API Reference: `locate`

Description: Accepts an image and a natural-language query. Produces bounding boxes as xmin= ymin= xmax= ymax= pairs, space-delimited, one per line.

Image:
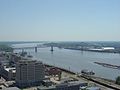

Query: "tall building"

xmin=16 ymin=60 xmax=45 ymax=88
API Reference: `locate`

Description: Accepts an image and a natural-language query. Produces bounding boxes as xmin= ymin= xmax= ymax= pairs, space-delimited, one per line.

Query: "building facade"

xmin=16 ymin=60 xmax=45 ymax=88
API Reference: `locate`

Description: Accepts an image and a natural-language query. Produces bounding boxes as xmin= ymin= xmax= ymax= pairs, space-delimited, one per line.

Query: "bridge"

xmin=13 ymin=45 xmax=54 ymax=52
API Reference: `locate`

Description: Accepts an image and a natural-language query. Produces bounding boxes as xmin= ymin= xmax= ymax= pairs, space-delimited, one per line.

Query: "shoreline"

xmin=44 ymin=63 xmax=120 ymax=90
xmin=64 ymin=48 xmax=120 ymax=54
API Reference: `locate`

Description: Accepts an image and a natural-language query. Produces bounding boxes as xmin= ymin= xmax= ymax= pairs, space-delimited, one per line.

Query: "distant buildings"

xmin=16 ymin=60 xmax=45 ymax=88
xmin=88 ymin=47 xmax=115 ymax=52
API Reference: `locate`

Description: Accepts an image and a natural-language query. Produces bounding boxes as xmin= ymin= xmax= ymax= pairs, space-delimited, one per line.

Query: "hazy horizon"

xmin=0 ymin=0 xmax=120 ymax=41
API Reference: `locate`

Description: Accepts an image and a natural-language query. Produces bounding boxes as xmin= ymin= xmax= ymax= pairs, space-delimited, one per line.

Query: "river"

xmin=12 ymin=43 xmax=120 ymax=80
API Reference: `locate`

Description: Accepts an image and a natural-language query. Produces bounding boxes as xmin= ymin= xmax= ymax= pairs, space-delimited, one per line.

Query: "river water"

xmin=12 ymin=43 xmax=120 ymax=80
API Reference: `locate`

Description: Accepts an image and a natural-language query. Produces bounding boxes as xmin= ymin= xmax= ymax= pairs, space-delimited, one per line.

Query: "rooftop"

xmin=4 ymin=87 xmax=20 ymax=90
xmin=4 ymin=67 xmax=16 ymax=73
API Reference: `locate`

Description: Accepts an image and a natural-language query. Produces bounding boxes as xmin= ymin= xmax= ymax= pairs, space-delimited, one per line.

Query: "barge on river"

xmin=94 ymin=62 xmax=120 ymax=70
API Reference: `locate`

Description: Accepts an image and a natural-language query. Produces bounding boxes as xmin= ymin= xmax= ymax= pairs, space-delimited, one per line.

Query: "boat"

xmin=94 ymin=62 xmax=120 ymax=70
xmin=27 ymin=55 xmax=33 ymax=58
xmin=81 ymin=69 xmax=95 ymax=75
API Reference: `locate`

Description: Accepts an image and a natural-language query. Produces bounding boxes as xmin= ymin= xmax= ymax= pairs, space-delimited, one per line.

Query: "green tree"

xmin=116 ymin=76 xmax=120 ymax=85
xmin=0 ymin=44 xmax=13 ymax=52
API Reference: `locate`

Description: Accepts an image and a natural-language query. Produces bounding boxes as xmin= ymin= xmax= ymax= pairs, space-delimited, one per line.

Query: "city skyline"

xmin=0 ymin=0 xmax=120 ymax=41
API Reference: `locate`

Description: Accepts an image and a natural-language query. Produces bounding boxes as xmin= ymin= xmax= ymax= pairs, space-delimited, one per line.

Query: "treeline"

xmin=0 ymin=44 xmax=13 ymax=52
xmin=44 ymin=41 xmax=120 ymax=48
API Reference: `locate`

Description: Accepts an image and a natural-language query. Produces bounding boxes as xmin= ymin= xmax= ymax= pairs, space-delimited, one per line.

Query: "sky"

xmin=0 ymin=0 xmax=120 ymax=41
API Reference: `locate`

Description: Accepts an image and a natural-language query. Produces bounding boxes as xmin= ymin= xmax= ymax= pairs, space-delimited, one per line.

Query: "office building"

xmin=16 ymin=60 xmax=45 ymax=88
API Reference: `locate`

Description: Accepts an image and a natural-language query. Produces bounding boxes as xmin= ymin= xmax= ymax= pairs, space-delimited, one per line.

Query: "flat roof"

xmin=38 ymin=82 xmax=81 ymax=90
xmin=38 ymin=86 xmax=56 ymax=89
xmin=4 ymin=87 xmax=20 ymax=90
xmin=86 ymin=86 xmax=100 ymax=90
xmin=4 ymin=67 xmax=16 ymax=72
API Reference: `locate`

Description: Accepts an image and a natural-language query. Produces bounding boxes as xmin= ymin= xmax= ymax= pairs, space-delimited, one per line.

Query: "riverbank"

xmin=44 ymin=42 xmax=120 ymax=54
xmin=45 ymin=63 xmax=120 ymax=90
xmin=64 ymin=47 xmax=120 ymax=54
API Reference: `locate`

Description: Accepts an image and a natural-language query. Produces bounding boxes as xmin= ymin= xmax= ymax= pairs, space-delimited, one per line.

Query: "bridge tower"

xmin=22 ymin=49 xmax=24 ymax=53
xmin=35 ymin=47 xmax=37 ymax=53
xmin=50 ymin=46 xmax=54 ymax=52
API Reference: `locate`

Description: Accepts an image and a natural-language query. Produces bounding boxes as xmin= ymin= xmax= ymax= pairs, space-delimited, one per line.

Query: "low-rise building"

xmin=42 ymin=79 xmax=53 ymax=87
xmin=37 ymin=81 xmax=87 ymax=90
xmin=0 ymin=67 xmax=16 ymax=80
xmin=86 ymin=86 xmax=101 ymax=90
xmin=4 ymin=87 xmax=20 ymax=90
xmin=38 ymin=83 xmax=80 ymax=90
